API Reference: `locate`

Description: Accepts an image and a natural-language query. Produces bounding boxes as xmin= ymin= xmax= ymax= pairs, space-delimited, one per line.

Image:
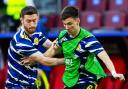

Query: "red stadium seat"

xmin=62 ymin=0 xmax=83 ymax=10
xmin=98 ymin=77 xmax=123 ymax=89
xmin=109 ymin=0 xmax=128 ymax=11
xmin=46 ymin=15 xmax=57 ymax=30
xmin=56 ymin=15 xmax=64 ymax=29
xmin=0 ymin=61 xmax=8 ymax=89
xmin=81 ymin=11 xmax=102 ymax=30
xmin=123 ymin=81 xmax=128 ymax=89
xmin=104 ymin=11 xmax=126 ymax=29
xmin=49 ymin=65 xmax=65 ymax=89
xmin=86 ymin=0 xmax=107 ymax=12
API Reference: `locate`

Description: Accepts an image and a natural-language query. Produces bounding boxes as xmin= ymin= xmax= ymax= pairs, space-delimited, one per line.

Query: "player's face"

xmin=62 ymin=17 xmax=80 ymax=34
xmin=21 ymin=14 xmax=39 ymax=34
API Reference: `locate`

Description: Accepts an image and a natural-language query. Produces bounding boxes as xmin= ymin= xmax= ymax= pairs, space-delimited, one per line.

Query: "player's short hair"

xmin=20 ymin=6 xmax=38 ymax=18
xmin=60 ymin=6 xmax=79 ymax=20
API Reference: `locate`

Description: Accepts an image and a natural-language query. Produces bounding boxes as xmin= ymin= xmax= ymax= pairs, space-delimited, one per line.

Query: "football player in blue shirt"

xmin=6 ymin=6 xmax=64 ymax=89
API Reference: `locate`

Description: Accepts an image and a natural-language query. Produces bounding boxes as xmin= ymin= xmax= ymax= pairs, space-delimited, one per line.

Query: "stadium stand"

xmin=62 ymin=0 xmax=84 ymax=11
xmin=86 ymin=0 xmax=107 ymax=12
xmin=109 ymin=0 xmax=128 ymax=11
xmin=104 ymin=10 xmax=126 ymax=30
xmin=81 ymin=11 xmax=102 ymax=30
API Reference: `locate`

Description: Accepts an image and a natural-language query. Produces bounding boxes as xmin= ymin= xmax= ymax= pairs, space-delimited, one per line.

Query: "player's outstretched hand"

xmin=112 ymin=73 xmax=125 ymax=81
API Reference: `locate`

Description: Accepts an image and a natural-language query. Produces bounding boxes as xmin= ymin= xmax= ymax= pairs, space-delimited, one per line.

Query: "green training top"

xmin=58 ymin=28 xmax=106 ymax=87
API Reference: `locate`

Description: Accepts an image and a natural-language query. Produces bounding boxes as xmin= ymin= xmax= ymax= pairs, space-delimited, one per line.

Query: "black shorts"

xmin=64 ymin=82 xmax=98 ymax=89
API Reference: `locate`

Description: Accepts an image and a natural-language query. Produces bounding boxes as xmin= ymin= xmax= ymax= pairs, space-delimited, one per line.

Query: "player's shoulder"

xmin=32 ymin=28 xmax=46 ymax=40
xmin=13 ymin=29 xmax=32 ymax=45
xmin=58 ymin=29 xmax=67 ymax=39
xmin=33 ymin=28 xmax=43 ymax=36
xmin=81 ymin=27 xmax=93 ymax=36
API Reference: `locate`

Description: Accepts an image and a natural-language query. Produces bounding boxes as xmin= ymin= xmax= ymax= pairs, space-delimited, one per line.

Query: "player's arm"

xmin=43 ymin=40 xmax=62 ymax=57
xmin=41 ymin=38 xmax=62 ymax=57
xmin=85 ymin=36 xmax=125 ymax=80
xmin=97 ymin=50 xmax=125 ymax=80
xmin=42 ymin=39 xmax=52 ymax=49
xmin=18 ymin=38 xmax=63 ymax=66
xmin=21 ymin=51 xmax=64 ymax=66
xmin=39 ymin=33 xmax=52 ymax=49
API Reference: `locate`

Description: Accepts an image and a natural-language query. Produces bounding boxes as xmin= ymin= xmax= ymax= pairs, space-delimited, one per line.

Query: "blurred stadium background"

xmin=0 ymin=0 xmax=128 ymax=89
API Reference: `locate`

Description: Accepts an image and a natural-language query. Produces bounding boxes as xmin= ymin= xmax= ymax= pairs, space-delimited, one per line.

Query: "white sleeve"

xmin=29 ymin=51 xmax=43 ymax=57
xmin=42 ymin=39 xmax=52 ymax=49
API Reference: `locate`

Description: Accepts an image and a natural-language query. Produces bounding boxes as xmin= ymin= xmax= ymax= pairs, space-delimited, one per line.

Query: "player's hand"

xmin=52 ymin=39 xmax=58 ymax=49
xmin=112 ymin=73 xmax=125 ymax=81
xmin=21 ymin=57 xmax=36 ymax=65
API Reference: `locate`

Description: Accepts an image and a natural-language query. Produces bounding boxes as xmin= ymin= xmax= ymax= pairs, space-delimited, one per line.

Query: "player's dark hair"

xmin=20 ymin=6 xmax=38 ymax=18
xmin=60 ymin=6 xmax=79 ymax=20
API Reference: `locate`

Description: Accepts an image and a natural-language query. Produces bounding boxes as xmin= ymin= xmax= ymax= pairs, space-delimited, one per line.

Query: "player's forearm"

xmin=38 ymin=57 xmax=64 ymax=66
xmin=36 ymin=55 xmax=64 ymax=66
xmin=97 ymin=50 xmax=116 ymax=74
xmin=43 ymin=46 xmax=56 ymax=57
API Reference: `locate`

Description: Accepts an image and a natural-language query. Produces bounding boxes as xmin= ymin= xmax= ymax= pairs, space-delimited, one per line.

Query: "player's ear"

xmin=20 ymin=18 xmax=23 ymax=24
xmin=37 ymin=15 xmax=39 ymax=21
xmin=76 ymin=18 xmax=80 ymax=25
xmin=77 ymin=18 xmax=80 ymax=23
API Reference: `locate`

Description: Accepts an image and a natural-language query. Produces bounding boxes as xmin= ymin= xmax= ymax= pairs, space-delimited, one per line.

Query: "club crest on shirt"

xmin=76 ymin=44 xmax=81 ymax=50
xmin=34 ymin=37 xmax=39 ymax=45
xmin=76 ymin=44 xmax=84 ymax=52
xmin=23 ymin=33 xmax=29 ymax=40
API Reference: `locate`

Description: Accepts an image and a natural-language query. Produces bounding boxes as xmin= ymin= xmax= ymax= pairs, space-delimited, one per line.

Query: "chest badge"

xmin=76 ymin=44 xmax=84 ymax=52
xmin=23 ymin=33 xmax=29 ymax=40
xmin=34 ymin=38 xmax=39 ymax=45
xmin=76 ymin=44 xmax=81 ymax=50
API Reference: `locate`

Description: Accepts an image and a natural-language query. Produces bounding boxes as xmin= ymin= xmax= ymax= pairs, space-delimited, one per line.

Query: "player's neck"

xmin=25 ymin=31 xmax=32 ymax=37
xmin=21 ymin=26 xmax=32 ymax=37
xmin=69 ymin=26 xmax=80 ymax=38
